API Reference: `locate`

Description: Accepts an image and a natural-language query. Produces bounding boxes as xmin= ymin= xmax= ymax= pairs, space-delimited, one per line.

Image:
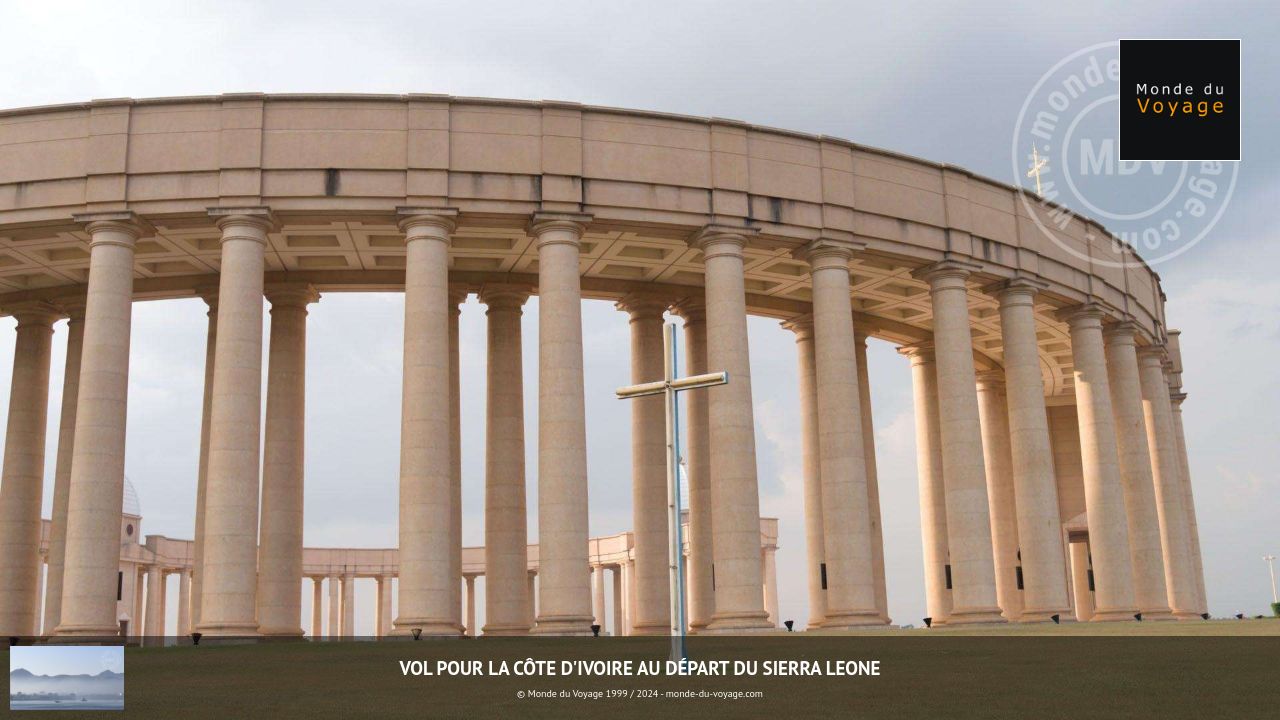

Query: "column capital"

xmin=3 ymin=300 xmax=64 ymax=328
xmin=209 ymin=206 xmax=278 ymax=238
xmin=74 ymin=211 xmax=154 ymax=247
xmin=1136 ymin=344 xmax=1169 ymax=366
xmin=478 ymin=282 xmax=532 ymax=311
xmin=780 ymin=313 xmax=815 ymax=339
xmin=1169 ymin=391 xmax=1187 ymax=406
xmin=911 ymin=258 xmax=982 ymax=287
xmin=1102 ymin=320 xmax=1141 ymax=344
xmin=448 ymin=284 xmax=470 ymax=308
xmin=397 ymin=207 xmax=459 ymax=239
xmin=975 ymin=369 xmax=1007 ymax=389
xmin=669 ymin=296 xmax=706 ymax=325
xmin=853 ymin=327 xmax=873 ymax=346
xmin=792 ymin=237 xmax=866 ymax=268
xmin=615 ymin=291 xmax=670 ymax=320
xmin=688 ymin=224 xmax=756 ymax=258
xmin=897 ymin=341 xmax=935 ymax=363
xmin=196 ymin=285 xmax=220 ymax=312
xmin=984 ymin=276 xmax=1048 ymax=304
xmin=1054 ymin=302 xmax=1108 ymax=327
xmin=50 ymin=293 xmax=88 ymax=322
xmin=528 ymin=212 xmax=592 ymax=243
xmin=265 ymin=282 xmax=320 ymax=309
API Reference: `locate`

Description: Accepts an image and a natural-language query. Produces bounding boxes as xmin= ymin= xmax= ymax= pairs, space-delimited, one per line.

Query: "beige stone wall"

xmin=0 ymin=94 xmax=1169 ymax=397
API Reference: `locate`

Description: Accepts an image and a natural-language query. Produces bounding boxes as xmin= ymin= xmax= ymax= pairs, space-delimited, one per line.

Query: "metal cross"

xmin=1265 ymin=555 xmax=1277 ymax=604
xmin=616 ymin=322 xmax=727 ymax=661
xmin=1027 ymin=145 xmax=1048 ymax=195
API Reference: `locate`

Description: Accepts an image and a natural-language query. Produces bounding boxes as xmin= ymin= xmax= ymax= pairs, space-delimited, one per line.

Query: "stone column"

xmin=327 ymin=576 xmax=340 ymax=638
xmin=782 ymin=315 xmax=826 ymax=629
xmin=1103 ymin=324 xmax=1172 ymax=620
xmin=144 ymin=566 xmax=165 ymax=646
xmin=991 ymin=279 xmax=1071 ymax=622
xmin=479 ymin=284 xmax=531 ymax=635
xmin=132 ymin=569 xmax=145 ymax=641
xmin=311 ymin=578 xmax=324 ymax=638
xmin=33 ymin=560 xmax=45 ymax=636
xmin=196 ymin=208 xmax=274 ymax=637
xmin=611 ymin=567 xmax=624 ymax=636
xmin=341 ymin=574 xmax=355 ymax=637
xmin=762 ymin=548 xmax=779 ymax=627
xmin=530 ymin=213 xmax=594 ymax=636
xmin=1137 ymin=348 xmax=1198 ymax=618
xmin=1059 ymin=305 xmax=1138 ymax=621
xmin=393 ymin=209 xmax=461 ymax=637
xmin=690 ymin=226 xmax=771 ymax=632
xmin=1069 ymin=540 xmax=1094 ymax=621
xmin=901 ymin=343 xmax=952 ymax=624
xmin=55 ymin=213 xmax=146 ymax=638
xmin=914 ymin=261 xmax=1003 ymax=624
xmin=1168 ymin=391 xmax=1207 ymax=614
xmin=190 ymin=290 xmax=217 ymax=631
xmin=377 ymin=575 xmax=393 ymax=637
xmin=974 ymin=372 xmax=1023 ymax=621
xmin=626 ymin=559 xmax=638 ymax=632
xmin=178 ymin=570 xmax=191 ymax=636
xmin=672 ymin=297 xmax=714 ymax=631
xmin=448 ymin=287 xmax=465 ymax=632
xmin=42 ymin=297 xmax=85 ymax=635
xmin=591 ymin=566 xmax=606 ymax=628
xmin=1164 ymin=331 xmax=1205 ymax=612
xmin=618 ymin=292 xmax=671 ymax=634
xmin=0 ymin=303 xmax=59 ymax=637
xmin=464 ymin=576 xmax=476 ymax=636
xmin=527 ymin=572 xmax=538 ymax=628
xmin=800 ymin=238 xmax=879 ymax=628
xmin=257 ymin=284 xmax=318 ymax=637
xmin=854 ymin=330 xmax=890 ymax=623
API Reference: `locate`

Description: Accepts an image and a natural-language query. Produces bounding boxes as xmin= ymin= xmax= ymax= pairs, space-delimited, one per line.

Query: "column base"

xmin=48 ymin=625 xmax=122 ymax=643
xmin=1017 ymin=607 xmax=1075 ymax=624
xmin=1089 ymin=607 xmax=1142 ymax=622
xmin=481 ymin=623 xmax=531 ymax=637
xmin=531 ymin=614 xmax=595 ymax=636
xmin=194 ymin=622 xmax=262 ymax=639
xmin=701 ymin=610 xmax=774 ymax=634
xmin=391 ymin=619 xmax=464 ymax=638
xmin=1138 ymin=608 xmax=1176 ymax=621
xmin=1173 ymin=610 xmax=1204 ymax=621
xmin=821 ymin=610 xmax=886 ymax=630
xmin=688 ymin=620 xmax=711 ymax=633
xmin=943 ymin=607 xmax=1008 ymax=626
xmin=628 ymin=621 xmax=673 ymax=636
xmin=258 ymin=627 xmax=306 ymax=639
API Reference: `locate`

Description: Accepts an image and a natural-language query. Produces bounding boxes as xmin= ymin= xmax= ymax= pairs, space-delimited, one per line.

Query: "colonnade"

xmin=0 ymin=208 xmax=1206 ymax=639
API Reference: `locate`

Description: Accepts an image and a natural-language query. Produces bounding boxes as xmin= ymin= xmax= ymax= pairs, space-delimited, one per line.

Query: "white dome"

xmin=122 ymin=476 xmax=141 ymax=517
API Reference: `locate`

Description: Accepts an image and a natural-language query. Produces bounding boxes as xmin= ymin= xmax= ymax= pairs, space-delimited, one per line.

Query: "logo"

xmin=1011 ymin=41 xmax=1238 ymax=268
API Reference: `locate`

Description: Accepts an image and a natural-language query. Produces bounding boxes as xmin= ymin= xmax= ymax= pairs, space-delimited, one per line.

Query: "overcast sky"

xmin=1 ymin=1 xmax=1276 ymax=635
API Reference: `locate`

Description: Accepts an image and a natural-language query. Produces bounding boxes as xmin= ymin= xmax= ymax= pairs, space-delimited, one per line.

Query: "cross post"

xmin=616 ymin=322 xmax=727 ymax=661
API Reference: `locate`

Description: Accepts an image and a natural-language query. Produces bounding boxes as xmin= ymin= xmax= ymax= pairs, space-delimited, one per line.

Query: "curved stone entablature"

xmin=0 ymin=93 xmax=1167 ymax=398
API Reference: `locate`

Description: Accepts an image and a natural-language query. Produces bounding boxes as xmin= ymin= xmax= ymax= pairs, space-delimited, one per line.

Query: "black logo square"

xmin=1120 ymin=39 xmax=1240 ymax=161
